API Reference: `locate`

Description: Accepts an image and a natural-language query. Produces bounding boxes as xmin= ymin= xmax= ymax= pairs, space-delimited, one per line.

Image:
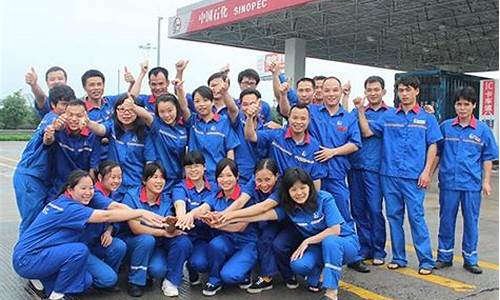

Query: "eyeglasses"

xmin=116 ymin=107 xmax=134 ymax=114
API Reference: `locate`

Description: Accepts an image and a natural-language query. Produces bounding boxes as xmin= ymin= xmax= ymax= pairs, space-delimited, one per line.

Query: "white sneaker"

xmin=162 ymin=279 xmax=179 ymax=297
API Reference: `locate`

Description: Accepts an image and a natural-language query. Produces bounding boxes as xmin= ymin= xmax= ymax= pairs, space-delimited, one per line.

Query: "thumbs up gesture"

xmin=123 ymin=66 xmax=135 ymax=83
xmin=25 ymin=67 xmax=38 ymax=87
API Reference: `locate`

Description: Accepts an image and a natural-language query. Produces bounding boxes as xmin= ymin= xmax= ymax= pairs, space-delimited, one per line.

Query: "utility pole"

xmin=157 ymin=16 xmax=163 ymax=66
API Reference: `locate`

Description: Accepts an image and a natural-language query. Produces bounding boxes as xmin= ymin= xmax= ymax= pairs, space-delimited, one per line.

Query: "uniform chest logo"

xmin=131 ymin=136 xmax=137 ymax=142
xmin=469 ymin=134 xmax=481 ymax=143
xmin=313 ymin=211 xmax=321 ymax=219
xmin=413 ymin=119 xmax=426 ymax=125
xmin=210 ymin=125 xmax=216 ymax=131
xmin=301 ymin=151 xmax=306 ymax=157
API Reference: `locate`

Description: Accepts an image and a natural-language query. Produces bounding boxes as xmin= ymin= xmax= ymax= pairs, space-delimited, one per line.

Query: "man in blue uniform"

xmin=25 ymin=66 xmax=67 ymax=117
xmin=358 ymin=76 xmax=442 ymax=275
xmin=350 ymin=76 xmax=392 ymax=265
xmin=433 ymin=87 xmax=498 ymax=274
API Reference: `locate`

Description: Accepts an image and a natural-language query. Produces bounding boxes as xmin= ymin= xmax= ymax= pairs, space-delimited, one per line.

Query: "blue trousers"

xmin=207 ymin=235 xmax=257 ymax=286
xmin=348 ymin=169 xmax=387 ymax=260
xmin=272 ymin=224 xmax=303 ymax=282
xmin=87 ymin=237 xmax=127 ymax=288
xmin=437 ymin=189 xmax=481 ymax=265
xmin=381 ymin=175 xmax=434 ymax=269
xmin=13 ymin=243 xmax=92 ymax=294
xmin=148 ymin=235 xmax=193 ymax=286
xmin=13 ymin=172 xmax=48 ymax=235
xmin=291 ymin=235 xmax=359 ymax=289
xmin=123 ymin=234 xmax=156 ymax=286
xmin=257 ymin=222 xmax=281 ymax=276
xmin=188 ymin=238 xmax=210 ymax=273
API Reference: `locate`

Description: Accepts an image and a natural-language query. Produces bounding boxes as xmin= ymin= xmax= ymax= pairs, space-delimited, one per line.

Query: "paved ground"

xmin=0 ymin=141 xmax=498 ymax=300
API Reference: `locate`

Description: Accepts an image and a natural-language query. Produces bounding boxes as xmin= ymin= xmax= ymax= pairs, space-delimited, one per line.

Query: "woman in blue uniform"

xmin=177 ymin=158 xmax=257 ymax=296
xmin=81 ymin=160 xmax=127 ymax=291
xmin=118 ymin=162 xmax=192 ymax=298
xmin=86 ymin=95 xmax=156 ymax=201
xmin=172 ymin=150 xmax=215 ymax=285
xmin=215 ymin=158 xmax=282 ymax=293
xmin=233 ymin=168 xmax=361 ymax=300
xmin=177 ymin=85 xmax=240 ymax=181
xmin=124 ymin=88 xmax=188 ymax=194
xmin=12 ymin=170 xmax=164 ymax=300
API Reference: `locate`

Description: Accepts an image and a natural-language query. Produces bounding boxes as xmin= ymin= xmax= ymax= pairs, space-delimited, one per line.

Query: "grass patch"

xmin=0 ymin=133 xmax=33 ymax=141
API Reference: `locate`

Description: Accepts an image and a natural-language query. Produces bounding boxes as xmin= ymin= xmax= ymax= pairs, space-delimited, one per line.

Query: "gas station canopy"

xmin=168 ymin=0 xmax=499 ymax=72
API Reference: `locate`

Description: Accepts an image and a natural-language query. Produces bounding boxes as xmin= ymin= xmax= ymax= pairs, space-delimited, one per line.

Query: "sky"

xmin=1 ymin=0 xmax=498 ymax=109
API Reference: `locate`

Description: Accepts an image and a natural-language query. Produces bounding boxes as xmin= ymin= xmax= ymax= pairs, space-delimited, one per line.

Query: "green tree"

xmin=0 ymin=90 xmax=37 ymax=129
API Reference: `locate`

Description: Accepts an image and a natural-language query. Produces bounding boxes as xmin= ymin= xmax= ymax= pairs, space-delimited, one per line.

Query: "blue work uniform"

xmin=274 ymin=191 xmax=359 ymax=289
xmin=103 ymin=120 xmax=156 ymax=201
xmin=12 ymin=195 xmax=95 ymax=295
xmin=348 ymin=103 xmax=392 ymax=260
xmin=186 ymin=113 xmax=240 ymax=181
xmin=256 ymin=127 xmax=327 ymax=181
xmin=47 ymin=127 xmax=101 ymax=200
xmin=232 ymin=112 xmax=269 ymax=184
xmin=34 ymin=97 xmax=52 ymax=117
xmin=84 ymin=95 xmax=121 ymax=160
xmin=136 ymin=94 xmax=158 ymax=114
xmin=242 ymin=178 xmax=282 ymax=277
xmin=13 ymin=111 xmax=59 ymax=234
xmin=204 ymin=185 xmax=258 ymax=286
xmin=370 ymin=104 xmax=442 ymax=269
xmin=172 ymin=179 xmax=215 ymax=274
xmin=437 ymin=116 xmax=499 ymax=265
xmin=81 ymin=183 xmax=127 ymax=288
xmin=120 ymin=187 xmax=192 ymax=287
xmin=149 ymin=117 xmax=188 ymax=193
xmin=308 ymin=104 xmax=362 ymax=225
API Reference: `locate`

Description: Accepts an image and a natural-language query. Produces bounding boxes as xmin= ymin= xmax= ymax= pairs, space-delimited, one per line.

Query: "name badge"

xmin=413 ymin=119 xmax=426 ymax=125
xmin=469 ymin=134 xmax=481 ymax=143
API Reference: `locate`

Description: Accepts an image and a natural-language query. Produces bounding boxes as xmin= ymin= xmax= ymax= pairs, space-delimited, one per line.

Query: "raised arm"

xmin=244 ymin=104 xmax=259 ymax=142
xmin=25 ymin=67 xmax=48 ymax=111
xmin=277 ymin=79 xmax=292 ymax=117
xmin=172 ymin=79 xmax=191 ymax=121
xmin=124 ymin=96 xmax=153 ymax=127
xmin=129 ymin=61 xmax=148 ymax=97
xmin=353 ymin=97 xmax=375 ymax=138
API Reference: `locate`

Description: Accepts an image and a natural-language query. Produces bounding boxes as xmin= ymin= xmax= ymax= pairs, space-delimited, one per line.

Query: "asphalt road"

xmin=0 ymin=141 xmax=498 ymax=300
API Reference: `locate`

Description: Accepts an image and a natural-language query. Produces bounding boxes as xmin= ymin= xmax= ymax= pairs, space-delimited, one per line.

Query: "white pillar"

xmin=284 ymin=38 xmax=306 ymax=86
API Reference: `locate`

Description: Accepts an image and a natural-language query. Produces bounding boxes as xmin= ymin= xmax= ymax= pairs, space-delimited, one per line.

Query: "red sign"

xmin=187 ymin=0 xmax=314 ymax=33
xmin=482 ymin=80 xmax=495 ymax=116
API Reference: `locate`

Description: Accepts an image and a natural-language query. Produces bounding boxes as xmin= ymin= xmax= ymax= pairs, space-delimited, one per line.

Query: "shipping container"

xmin=394 ymin=70 xmax=489 ymax=122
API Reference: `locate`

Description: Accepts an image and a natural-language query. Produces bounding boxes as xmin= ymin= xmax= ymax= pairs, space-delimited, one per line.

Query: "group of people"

xmin=12 ymin=60 xmax=498 ymax=300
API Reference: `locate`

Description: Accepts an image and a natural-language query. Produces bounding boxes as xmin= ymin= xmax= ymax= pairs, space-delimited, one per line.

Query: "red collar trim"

xmin=452 ymin=115 xmax=477 ymax=129
xmin=197 ymin=112 xmax=221 ymax=123
xmin=217 ymin=184 xmax=241 ymax=200
xmin=84 ymin=98 xmax=106 ymax=111
xmin=64 ymin=191 xmax=73 ymax=199
xmin=65 ymin=126 xmax=90 ymax=137
xmin=396 ymin=103 xmax=420 ymax=114
xmin=95 ymin=181 xmax=111 ymax=197
xmin=185 ymin=178 xmax=211 ymax=191
xmin=139 ymin=186 xmax=161 ymax=206
xmin=284 ymin=127 xmax=311 ymax=144
xmin=365 ymin=101 xmax=389 ymax=111
xmin=148 ymin=95 xmax=157 ymax=104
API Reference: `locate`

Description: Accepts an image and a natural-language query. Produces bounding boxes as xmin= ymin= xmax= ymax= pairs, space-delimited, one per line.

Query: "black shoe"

xmin=434 ymin=261 xmax=453 ymax=269
xmin=348 ymin=261 xmax=370 ymax=273
xmin=285 ymin=276 xmax=299 ymax=289
xmin=463 ymin=263 xmax=483 ymax=274
xmin=189 ymin=271 xmax=201 ymax=286
xmin=239 ymin=277 xmax=252 ymax=289
xmin=202 ymin=282 xmax=222 ymax=296
xmin=127 ymin=283 xmax=144 ymax=297
xmin=247 ymin=277 xmax=273 ymax=294
xmin=25 ymin=280 xmax=46 ymax=299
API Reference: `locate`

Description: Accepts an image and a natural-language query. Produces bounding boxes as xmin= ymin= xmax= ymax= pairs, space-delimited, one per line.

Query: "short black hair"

xmin=183 ymin=150 xmax=206 ymax=166
xmin=66 ymin=99 xmax=86 ymax=110
xmin=148 ymin=67 xmax=169 ymax=81
xmin=238 ymin=69 xmax=260 ymax=85
xmin=192 ymin=86 xmax=214 ymax=102
xmin=453 ymin=86 xmax=477 ymax=105
xmin=155 ymin=93 xmax=181 ymax=123
xmin=296 ymin=77 xmax=316 ymax=89
xmin=142 ymin=162 xmax=165 ymax=184
xmin=395 ymin=76 xmax=420 ymax=90
xmin=45 ymin=66 xmax=67 ymax=82
xmin=289 ymin=102 xmax=310 ymax=116
xmin=81 ymin=69 xmax=105 ymax=87
xmin=48 ymin=85 xmax=76 ymax=106
xmin=97 ymin=160 xmax=121 ymax=179
xmin=279 ymin=168 xmax=317 ymax=214
xmin=58 ymin=169 xmax=93 ymax=196
xmin=207 ymin=71 xmax=228 ymax=86
xmin=364 ymin=75 xmax=385 ymax=89
xmin=313 ymin=75 xmax=326 ymax=82
xmin=215 ymin=158 xmax=238 ymax=179
xmin=239 ymin=88 xmax=261 ymax=101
